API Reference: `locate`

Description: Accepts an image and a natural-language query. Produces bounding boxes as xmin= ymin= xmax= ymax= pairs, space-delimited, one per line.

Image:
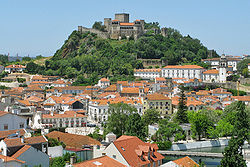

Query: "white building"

xmin=41 ymin=111 xmax=87 ymax=128
xmin=203 ymin=69 xmax=219 ymax=82
xmin=134 ymin=69 xmax=161 ymax=79
xmin=88 ymin=98 xmax=143 ymax=123
xmin=202 ymin=55 xmax=241 ymax=71
xmin=4 ymin=65 xmax=26 ymax=73
xmin=97 ymin=78 xmax=110 ymax=88
xmin=248 ymin=63 xmax=250 ymax=72
xmin=0 ymin=111 xmax=27 ymax=131
xmin=161 ymin=65 xmax=204 ymax=80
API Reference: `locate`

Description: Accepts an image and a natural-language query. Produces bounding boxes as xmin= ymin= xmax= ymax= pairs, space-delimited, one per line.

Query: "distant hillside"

xmin=36 ymin=26 xmax=219 ymax=85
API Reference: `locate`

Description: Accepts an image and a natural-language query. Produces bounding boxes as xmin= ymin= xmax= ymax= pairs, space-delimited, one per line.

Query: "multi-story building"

xmin=5 ymin=65 xmax=26 ymax=73
xmin=41 ymin=111 xmax=87 ymax=128
xmin=202 ymin=54 xmax=241 ymax=71
xmin=0 ymin=111 xmax=27 ymax=131
xmin=97 ymin=78 xmax=110 ymax=88
xmin=161 ymin=65 xmax=204 ymax=80
xmin=143 ymin=93 xmax=172 ymax=116
xmin=134 ymin=69 xmax=161 ymax=80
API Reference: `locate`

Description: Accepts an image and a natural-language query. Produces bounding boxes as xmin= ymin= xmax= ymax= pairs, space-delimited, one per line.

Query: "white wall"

xmin=48 ymin=146 xmax=63 ymax=158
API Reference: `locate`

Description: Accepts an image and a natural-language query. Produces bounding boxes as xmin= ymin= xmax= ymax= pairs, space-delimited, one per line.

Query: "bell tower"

xmin=219 ymin=54 xmax=227 ymax=83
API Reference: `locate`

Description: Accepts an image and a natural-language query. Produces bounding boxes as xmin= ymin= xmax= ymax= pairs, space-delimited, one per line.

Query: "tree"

xmin=220 ymin=137 xmax=246 ymax=167
xmin=188 ymin=111 xmax=213 ymax=140
xmin=175 ymin=87 xmax=188 ymax=123
xmin=142 ymin=109 xmax=161 ymax=126
xmin=92 ymin=21 xmax=105 ymax=31
xmin=242 ymin=68 xmax=249 ymax=78
xmin=26 ymin=62 xmax=40 ymax=74
xmin=125 ymin=113 xmax=146 ymax=140
xmin=22 ymin=56 xmax=32 ymax=61
xmin=105 ymin=103 xmax=136 ymax=137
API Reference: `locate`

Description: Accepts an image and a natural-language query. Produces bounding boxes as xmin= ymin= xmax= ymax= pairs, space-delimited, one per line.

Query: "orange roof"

xmin=232 ymin=96 xmax=250 ymax=101
xmin=134 ymin=69 xmax=161 ymax=72
xmin=104 ymin=84 xmax=117 ymax=92
xmin=42 ymin=111 xmax=86 ymax=119
xmin=112 ymin=19 xmax=119 ymax=21
xmin=46 ymin=131 xmax=100 ymax=149
xmin=5 ymin=64 xmax=26 ymax=68
xmin=227 ymin=71 xmax=233 ymax=74
xmin=0 ymin=154 xmax=25 ymax=164
xmin=100 ymin=78 xmax=110 ymax=82
xmin=203 ymin=69 xmax=219 ymax=74
xmin=163 ymin=65 xmax=203 ymax=69
xmin=113 ymin=135 xmax=164 ymax=167
xmin=0 ymin=129 xmax=26 ymax=139
xmin=12 ymin=145 xmax=31 ymax=159
xmin=4 ymin=138 xmax=24 ymax=147
xmin=155 ymin=77 xmax=166 ymax=81
xmin=24 ymin=136 xmax=47 ymax=144
xmin=120 ymin=22 xmax=134 ymax=26
xmin=121 ymin=87 xmax=139 ymax=94
xmin=0 ymin=111 xmax=9 ymax=117
xmin=32 ymin=75 xmax=48 ymax=80
xmin=173 ymin=156 xmax=199 ymax=167
xmin=146 ymin=93 xmax=170 ymax=101
xmin=52 ymin=79 xmax=66 ymax=84
xmin=73 ymin=156 xmax=126 ymax=167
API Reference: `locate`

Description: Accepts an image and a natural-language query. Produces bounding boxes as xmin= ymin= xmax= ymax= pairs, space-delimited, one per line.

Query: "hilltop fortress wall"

xmin=78 ymin=26 xmax=110 ymax=39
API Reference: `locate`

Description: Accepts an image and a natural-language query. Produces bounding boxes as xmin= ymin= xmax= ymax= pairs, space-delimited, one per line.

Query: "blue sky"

xmin=1 ymin=0 xmax=250 ymax=57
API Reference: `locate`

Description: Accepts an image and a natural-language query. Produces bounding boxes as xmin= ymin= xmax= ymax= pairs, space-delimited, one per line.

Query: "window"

xmin=4 ymin=124 xmax=8 ymax=130
xmin=121 ymin=147 xmax=125 ymax=151
xmin=19 ymin=123 xmax=24 ymax=128
xmin=102 ymin=153 xmax=106 ymax=156
xmin=112 ymin=155 xmax=116 ymax=159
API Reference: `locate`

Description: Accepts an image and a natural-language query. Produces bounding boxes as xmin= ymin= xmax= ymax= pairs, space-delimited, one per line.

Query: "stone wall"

xmin=78 ymin=26 xmax=109 ymax=39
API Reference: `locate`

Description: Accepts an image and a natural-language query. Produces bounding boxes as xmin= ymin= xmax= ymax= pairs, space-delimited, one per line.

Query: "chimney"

xmin=21 ymin=136 xmax=24 ymax=143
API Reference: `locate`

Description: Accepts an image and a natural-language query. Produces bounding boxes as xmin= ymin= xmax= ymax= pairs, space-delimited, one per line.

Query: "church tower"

xmin=219 ymin=54 xmax=227 ymax=83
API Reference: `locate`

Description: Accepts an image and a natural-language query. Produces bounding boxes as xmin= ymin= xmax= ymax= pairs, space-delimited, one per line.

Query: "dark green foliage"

xmin=22 ymin=56 xmax=32 ymax=61
xmin=142 ymin=109 xmax=161 ymax=126
xmin=0 ymin=54 xmax=9 ymax=65
xmin=0 ymin=85 xmax=9 ymax=89
xmin=226 ymin=74 xmax=240 ymax=82
xmin=175 ymin=87 xmax=188 ymax=123
xmin=39 ymin=26 xmax=216 ymax=84
xmin=50 ymin=152 xmax=78 ymax=167
xmin=47 ymin=137 xmax=66 ymax=148
xmin=0 ymin=71 xmax=7 ymax=79
xmin=227 ymin=89 xmax=247 ymax=96
xmin=155 ymin=141 xmax=172 ymax=150
xmin=26 ymin=62 xmax=44 ymax=74
xmin=105 ymin=103 xmax=146 ymax=140
xmin=125 ymin=113 xmax=147 ymax=141
xmin=88 ymin=127 xmax=103 ymax=141
xmin=144 ymin=22 xmax=160 ymax=29
xmin=92 ymin=21 xmax=106 ymax=32
xmin=17 ymin=78 xmax=26 ymax=83
xmin=237 ymin=59 xmax=250 ymax=76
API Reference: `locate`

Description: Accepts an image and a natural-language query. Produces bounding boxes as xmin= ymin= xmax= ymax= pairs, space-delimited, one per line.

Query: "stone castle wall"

xmin=78 ymin=26 xmax=109 ymax=39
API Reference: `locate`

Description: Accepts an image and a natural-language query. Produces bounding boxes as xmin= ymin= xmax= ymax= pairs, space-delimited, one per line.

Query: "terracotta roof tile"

xmin=0 ymin=129 xmax=26 ymax=139
xmin=24 ymin=135 xmax=47 ymax=144
xmin=173 ymin=156 xmax=199 ymax=167
xmin=5 ymin=64 xmax=26 ymax=68
xmin=42 ymin=111 xmax=87 ymax=119
xmin=146 ymin=93 xmax=170 ymax=101
xmin=0 ymin=111 xmax=9 ymax=117
xmin=100 ymin=78 xmax=110 ymax=82
xmin=73 ymin=155 xmax=126 ymax=167
xmin=121 ymin=87 xmax=139 ymax=94
xmin=46 ymin=131 xmax=100 ymax=149
xmin=163 ymin=65 xmax=203 ymax=69
xmin=4 ymin=138 xmax=24 ymax=147
xmin=203 ymin=69 xmax=219 ymax=74
xmin=0 ymin=154 xmax=25 ymax=164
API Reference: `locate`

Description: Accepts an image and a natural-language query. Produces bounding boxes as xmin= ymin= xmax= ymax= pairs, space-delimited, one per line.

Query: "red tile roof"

xmin=73 ymin=156 xmax=126 ymax=167
xmin=163 ymin=65 xmax=203 ymax=69
xmin=0 ymin=111 xmax=9 ymax=117
xmin=120 ymin=22 xmax=134 ymax=26
xmin=134 ymin=69 xmax=161 ymax=72
xmin=203 ymin=69 xmax=219 ymax=74
xmin=0 ymin=129 xmax=26 ymax=139
xmin=146 ymin=93 xmax=170 ymax=101
xmin=24 ymin=135 xmax=47 ymax=144
xmin=121 ymin=87 xmax=139 ymax=94
xmin=4 ymin=138 xmax=24 ymax=147
xmin=42 ymin=111 xmax=87 ymax=119
xmin=5 ymin=64 xmax=26 ymax=68
xmin=173 ymin=156 xmax=199 ymax=167
xmin=46 ymin=131 xmax=100 ymax=149
xmin=0 ymin=154 xmax=25 ymax=164
xmin=113 ymin=135 xmax=164 ymax=167
xmin=100 ymin=78 xmax=110 ymax=82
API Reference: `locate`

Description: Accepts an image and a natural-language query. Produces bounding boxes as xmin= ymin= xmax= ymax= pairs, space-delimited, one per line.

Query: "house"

xmin=11 ymin=145 xmax=49 ymax=167
xmin=0 ymin=111 xmax=27 ymax=131
xmin=98 ymin=78 xmax=110 ymax=88
xmin=248 ymin=63 xmax=250 ymax=72
xmin=161 ymin=156 xmax=199 ymax=167
xmin=0 ymin=154 xmax=25 ymax=167
xmin=5 ymin=65 xmax=26 ymax=73
xmin=232 ymin=96 xmax=250 ymax=106
xmin=73 ymin=155 xmax=126 ymax=167
xmin=54 ymin=86 xmax=86 ymax=95
xmin=0 ymin=129 xmax=28 ymax=140
xmin=155 ymin=77 xmax=166 ymax=85
xmin=94 ymin=135 xmax=164 ymax=167
xmin=46 ymin=131 xmax=100 ymax=161
xmin=144 ymin=93 xmax=172 ymax=116
xmin=120 ymin=87 xmax=140 ymax=97
xmin=161 ymin=65 xmax=204 ymax=80
xmin=202 ymin=69 xmax=219 ymax=82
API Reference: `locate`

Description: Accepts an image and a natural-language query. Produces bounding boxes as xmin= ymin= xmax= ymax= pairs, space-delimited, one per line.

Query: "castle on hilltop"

xmin=78 ymin=13 xmax=169 ymax=40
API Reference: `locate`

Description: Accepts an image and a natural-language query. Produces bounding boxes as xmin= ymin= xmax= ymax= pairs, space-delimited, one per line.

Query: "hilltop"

xmin=25 ymin=24 xmax=219 ymax=85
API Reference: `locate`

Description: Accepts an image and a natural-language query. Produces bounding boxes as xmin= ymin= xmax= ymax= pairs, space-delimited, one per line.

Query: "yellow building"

xmin=143 ymin=93 xmax=172 ymax=116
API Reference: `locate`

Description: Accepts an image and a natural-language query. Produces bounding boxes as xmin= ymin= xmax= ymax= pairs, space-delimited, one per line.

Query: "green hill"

xmin=30 ymin=27 xmax=219 ymax=85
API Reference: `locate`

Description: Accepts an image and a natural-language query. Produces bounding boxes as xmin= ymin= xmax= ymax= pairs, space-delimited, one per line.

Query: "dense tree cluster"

xmin=29 ymin=28 xmax=218 ymax=85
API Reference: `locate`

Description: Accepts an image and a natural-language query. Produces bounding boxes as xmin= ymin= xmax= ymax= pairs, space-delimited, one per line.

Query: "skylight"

xmin=121 ymin=147 xmax=125 ymax=151
xmin=93 ymin=161 xmax=102 ymax=165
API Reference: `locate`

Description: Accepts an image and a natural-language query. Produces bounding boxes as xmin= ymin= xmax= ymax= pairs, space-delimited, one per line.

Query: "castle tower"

xmin=104 ymin=18 xmax=111 ymax=32
xmin=219 ymin=54 xmax=227 ymax=83
xmin=115 ymin=13 xmax=129 ymax=23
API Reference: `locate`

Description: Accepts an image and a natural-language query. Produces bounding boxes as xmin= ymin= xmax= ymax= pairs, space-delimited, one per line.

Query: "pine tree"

xmin=176 ymin=86 xmax=188 ymax=123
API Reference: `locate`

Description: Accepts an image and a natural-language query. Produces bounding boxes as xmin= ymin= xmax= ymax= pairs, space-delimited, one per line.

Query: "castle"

xmin=78 ymin=13 xmax=145 ymax=40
